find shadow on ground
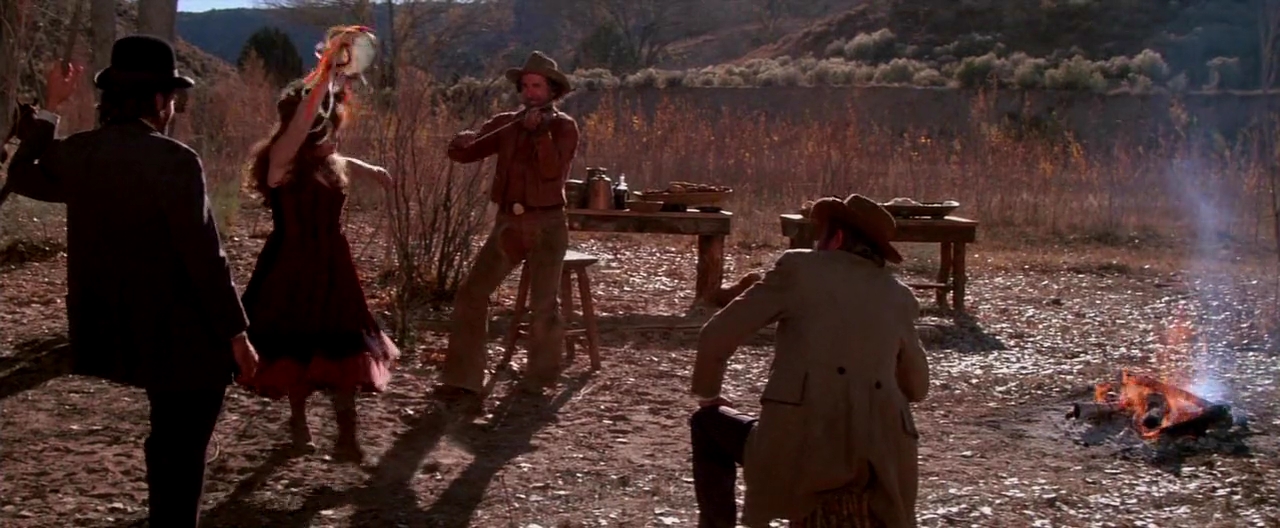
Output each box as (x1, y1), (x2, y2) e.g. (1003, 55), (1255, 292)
(189, 373), (592, 527)
(0, 334), (72, 400)
(0, 238), (65, 267)
(919, 309), (1006, 352)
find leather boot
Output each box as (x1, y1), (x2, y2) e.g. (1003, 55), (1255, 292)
(288, 389), (316, 454)
(332, 393), (364, 464)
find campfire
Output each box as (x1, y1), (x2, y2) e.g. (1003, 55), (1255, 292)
(1067, 370), (1234, 439)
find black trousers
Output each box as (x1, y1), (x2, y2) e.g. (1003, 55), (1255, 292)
(689, 405), (757, 528)
(144, 386), (227, 528)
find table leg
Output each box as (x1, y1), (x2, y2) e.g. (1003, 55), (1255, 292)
(936, 242), (953, 310)
(788, 230), (814, 249)
(576, 269), (602, 370)
(0, 183), (14, 211)
(696, 234), (726, 306)
(953, 242), (967, 312)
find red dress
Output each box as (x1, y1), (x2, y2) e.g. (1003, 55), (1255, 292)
(240, 170), (398, 398)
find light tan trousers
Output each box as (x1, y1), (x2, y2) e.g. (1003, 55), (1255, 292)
(442, 209), (568, 392)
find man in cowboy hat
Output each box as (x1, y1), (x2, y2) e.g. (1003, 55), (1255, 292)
(687, 194), (931, 527)
(5, 34), (257, 527)
(434, 51), (579, 410)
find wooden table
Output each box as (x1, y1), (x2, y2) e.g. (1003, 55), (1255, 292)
(779, 214), (979, 311)
(568, 208), (732, 306)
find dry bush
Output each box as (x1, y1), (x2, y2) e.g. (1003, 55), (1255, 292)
(6, 60), (1278, 326)
(182, 58), (279, 233)
(348, 70), (493, 344)
(8, 73), (1277, 255)
(843, 28), (897, 62)
(0, 59), (496, 344)
(179, 63), (494, 344)
(1045, 55), (1109, 92)
(576, 90), (1275, 247)
(570, 50), (1176, 92)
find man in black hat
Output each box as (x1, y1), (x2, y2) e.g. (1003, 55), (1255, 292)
(5, 35), (257, 527)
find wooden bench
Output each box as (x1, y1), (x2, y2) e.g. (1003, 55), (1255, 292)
(780, 213), (979, 311)
(502, 249), (602, 370)
(567, 208), (732, 307)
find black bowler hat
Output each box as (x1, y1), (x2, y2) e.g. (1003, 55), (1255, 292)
(93, 35), (196, 91)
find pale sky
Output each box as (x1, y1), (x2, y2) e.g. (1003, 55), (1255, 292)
(178, 0), (259, 12)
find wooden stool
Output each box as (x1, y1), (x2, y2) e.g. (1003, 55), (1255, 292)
(502, 250), (602, 370)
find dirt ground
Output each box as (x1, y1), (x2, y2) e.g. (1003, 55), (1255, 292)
(2, 203), (1279, 528)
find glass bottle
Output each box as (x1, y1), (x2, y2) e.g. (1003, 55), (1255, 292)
(613, 174), (629, 210)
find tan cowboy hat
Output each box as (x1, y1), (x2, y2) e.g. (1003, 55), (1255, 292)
(807, 193), (903, 263)
(505, 51), (573, 93)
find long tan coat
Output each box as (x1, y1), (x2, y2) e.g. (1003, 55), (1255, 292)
(692, 249), (930, 527)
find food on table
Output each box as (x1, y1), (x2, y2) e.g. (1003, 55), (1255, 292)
(885, 197), (961, 206)
(799, 200), (815, 216)
(640, 181), (732, 194)
(627, 200), (663, 213)
(799, 197), (960, 216)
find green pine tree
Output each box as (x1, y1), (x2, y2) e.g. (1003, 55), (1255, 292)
(237, 26), (304, 88)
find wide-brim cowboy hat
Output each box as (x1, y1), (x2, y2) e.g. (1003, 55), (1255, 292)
(807, 193), (904, 263)
(93, 35), (195, 91)
(505, 51), (573, 93)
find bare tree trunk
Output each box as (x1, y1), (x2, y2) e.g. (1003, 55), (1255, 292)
(382, 0), (395, 88)
(0, 0), (19, 134)
(1261, 0), (1278, 91)
(1260, 1), (1280, 264)
(62, 2), (85, 71)
(136, 0), (183, 136)
(90, 0), (115, 74)
(0, 0), (25, 212)
(1261, 1), (1280, 316)
(137, 0), (178, 42)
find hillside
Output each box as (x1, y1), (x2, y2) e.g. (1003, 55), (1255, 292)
(22, 0), (1266, 96)
(13, 0), (233, 98)
(741, 0), (1270, 89)
(173, 1), (865, 77)
(176, 2), (518, 78)
(176, 8), (324, 70)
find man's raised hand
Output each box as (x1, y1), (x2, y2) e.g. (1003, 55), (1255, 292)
(43, 61), (83, 111)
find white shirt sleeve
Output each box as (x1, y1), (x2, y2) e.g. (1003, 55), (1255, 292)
(35, 109), (60, 127)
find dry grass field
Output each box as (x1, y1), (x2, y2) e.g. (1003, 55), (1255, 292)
(2, 70), (1278, 527)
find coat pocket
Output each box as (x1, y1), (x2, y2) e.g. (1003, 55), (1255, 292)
(761, 369), (807, 405)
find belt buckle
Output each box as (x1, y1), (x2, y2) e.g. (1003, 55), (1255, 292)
(512, 203), (525, 215)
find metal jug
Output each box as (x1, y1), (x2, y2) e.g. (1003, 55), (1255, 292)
(586, 168), (613, 210)
(564, 179), (587, 209)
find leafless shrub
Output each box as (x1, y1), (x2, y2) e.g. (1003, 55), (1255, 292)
(366, 69), (490, 343)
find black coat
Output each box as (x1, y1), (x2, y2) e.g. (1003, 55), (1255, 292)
(6, 116), (248, 390)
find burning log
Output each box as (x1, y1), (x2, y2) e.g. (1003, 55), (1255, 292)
(1141, 392), (1168, 430)
(1066, 401), (1124, 420)
(1069, 369), (1235, 440)
(1125, 373), (1214, 408)
(1160, 403), (1233, 438)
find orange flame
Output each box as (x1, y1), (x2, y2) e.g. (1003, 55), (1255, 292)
(1093, 306), (1215, 438)
(1094, 369), (1209, 439)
